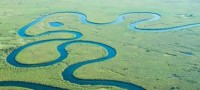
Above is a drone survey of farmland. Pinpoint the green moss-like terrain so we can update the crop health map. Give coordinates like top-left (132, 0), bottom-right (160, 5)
top-left (0, 0), bottom-right (200, 90)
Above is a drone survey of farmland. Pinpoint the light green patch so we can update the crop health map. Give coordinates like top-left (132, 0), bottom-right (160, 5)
top-left (65, 43), bottom-right (107, 65)
top-left (16, 42), bottom-right (63, 64)
top-left (1, 0), bottom-right (200, 90)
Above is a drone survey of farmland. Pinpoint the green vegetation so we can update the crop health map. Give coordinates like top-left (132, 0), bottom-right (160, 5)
top-left (1, 0), bottom-right (200, 90)
top-left (16, 42), bottom-right (62, 64)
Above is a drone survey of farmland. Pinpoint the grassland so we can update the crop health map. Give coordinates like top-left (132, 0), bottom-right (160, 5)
top-left (0, 0), bottom-right (200, 90)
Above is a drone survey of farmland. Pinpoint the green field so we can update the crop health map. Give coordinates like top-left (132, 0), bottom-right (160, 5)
top-left (0, 0), bottom-right (200, 90)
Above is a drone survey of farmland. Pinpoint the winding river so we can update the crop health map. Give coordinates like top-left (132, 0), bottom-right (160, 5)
top-left (1, 11), bottom-right (200, 90)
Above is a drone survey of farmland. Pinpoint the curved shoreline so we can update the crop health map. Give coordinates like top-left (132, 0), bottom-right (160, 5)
top-left (7, 30), bottom-right (82, 67)
top-left (18, 11), bottom-right (200, 32)
top-left (2, 11), bottom-right (200, 90)
top-left (62, 40), bottom-right (144, 90)
top-left (1, 11), bottom-right (150, 90)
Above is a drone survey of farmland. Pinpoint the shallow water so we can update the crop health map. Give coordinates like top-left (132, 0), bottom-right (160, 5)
top-left (49, 22), bottom-right (64, 27)
top-left (2, 11), bottom-right (200, 90)
top-left (1, 11), bottom-right (147, 90)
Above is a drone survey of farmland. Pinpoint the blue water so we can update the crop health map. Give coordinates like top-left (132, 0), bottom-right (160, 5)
top-left (1, 11), bottom-right (153, 90)
top-left (2, 11), bottom-right (200, 89)
top-left (181, 52), bottom-right (193, 56)
top-left (16, 11), bottom-right (200, 33)
top-left (61, 41), bottom-right (143, 90)
top-left (49, 22), bottom-right (64, 27)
